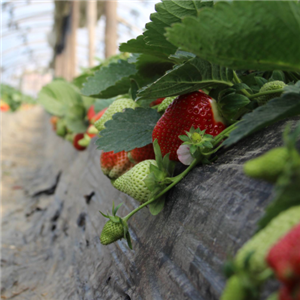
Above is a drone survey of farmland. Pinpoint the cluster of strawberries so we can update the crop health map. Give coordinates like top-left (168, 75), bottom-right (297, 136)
top-left (267, 222), bottom-right (300, 300)
top-left (97, 91), bottom-right (226, 181)
top-left (49, 106), bottom-right (107, 151)
top-left (0, 100), bottom-right (10, 112)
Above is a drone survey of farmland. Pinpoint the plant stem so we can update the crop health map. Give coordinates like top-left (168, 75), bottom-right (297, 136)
top-left (233, 71), bottom-right (251, 97)
top-left (213, 123), bottom-right (237, 145)
top-left (248, 89), bottom-right (284, 99)
top-left (123, 158), bottom-right (200, 222)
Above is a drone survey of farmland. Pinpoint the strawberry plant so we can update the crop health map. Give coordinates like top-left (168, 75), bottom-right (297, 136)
top-left (35, 1), bottom-right (300, 298)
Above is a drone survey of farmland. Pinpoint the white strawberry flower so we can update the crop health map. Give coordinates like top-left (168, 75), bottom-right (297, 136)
top-left (177, 144), bottom-right (193, 165)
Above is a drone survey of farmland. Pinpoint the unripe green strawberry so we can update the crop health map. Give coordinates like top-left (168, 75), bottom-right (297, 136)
top-left (100, 220), bottom-right (124, 245)
top-left (94, 98), bottom-right (138, 132)
top-left (157, 96), bottom-right (176, 113)
top-left (221, 276), bottom-right (247, 300)
top-left (112, 160), bottom-right (157, 203)
top-left (257, 81), bottom-right (286, 106)
top-left (244, 147), bottom-right (289, 183)
top-left (56, 119), bottom-right (66, 137)
top-left (235, 206), bottom-right (300, 275)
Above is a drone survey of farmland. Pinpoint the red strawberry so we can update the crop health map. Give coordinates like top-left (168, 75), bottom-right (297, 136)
top-left (87, 105), bottom-right (96, 121)
top-left (267, 222), bottom-right (300, 286)
top-left (150, 98), bottom-right (165, 107)
top-left (90, 108), bottom-right (107, 124)
top-left (128, 144), bottom-right (155, 164)
top-left (152, 91), bottom-right (226, 161)
top-left (279, 285), bottom-right (300, 300)
top-left (73, 133), bottom-right (87, 151)
top-left (0, 101), bottom-right (10, 112)
top-left (291, 243), bottom-right (300, 277)
top-left (279, 285), bottom-right (294, 300)
top-left (100, 150), bottom-right (134, 179)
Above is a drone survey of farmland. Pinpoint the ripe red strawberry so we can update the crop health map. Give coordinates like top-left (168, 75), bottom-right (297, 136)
top-left (87, 105), bottom-right (96, 121)
top-left (128, 144), bottom-right (155, 164)
top-left (90, 108), bottom-right (107, 124)
top-left (267, 222), bottom-right (300, 286)
top-left (0, 101), bottom-right (10, 112)
top-left (291, 243), bottom-right (300, 277)
top-left (100, 150), bottom-right (134, 179)
top-left (150, 98), bottom-right (165, 107)
top-left (73, 133), bottom-right (87, 151)
top-left (279, 285), bottom-right (300, 300)
top-left (152, 91), bottom-right (226, 161)
top-left (279, 285), bottom-right (293, 300)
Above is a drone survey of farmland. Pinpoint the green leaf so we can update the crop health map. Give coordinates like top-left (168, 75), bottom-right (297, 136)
top-left (162, 153), bottom-right (176, 176)
top-left (133, 53), bottom-right (174, 79)
top-left (284, 80), bottom-right (300, 93)
top-left (136, 56), bottom-right (233, 104)
top-left (255, 77), bottom-right (268, 89)
top-left (166, 1), bottom-right (300, 72)
top-left (149, 196), bottom-right (166, 216)
top-left (232, 83), bottom-right (252, 93)
top-left (130, 79), bottom-right (139, 101)
top-left (223, 90), bottom-right (300, 147)
top-left (81, 60), bottom-right (137, 98)
top-left (120, 35), bottom-right (171, 59)
top-left (96, 107), bottom-right (161, 152)
top-left (38, 81), bottom-right (83, 117)
top-left (270, 71), bottom-right (286, 82)
top-left (72, 73), bottom-right (91, 89)
top-left (219, 93), bottom-right (251, 121)
top-left (64, 117), bottom-right (87, 134)
top-left (120, 0), bottom-right (213, 58)
top-left (169, 50), bottom-right (196, 65)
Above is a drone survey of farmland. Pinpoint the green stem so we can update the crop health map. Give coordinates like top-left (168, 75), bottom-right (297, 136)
top-left (233, 71), bottom-right (251, 97)
top-left (202, 144), bottom-right (223, 156)
top-left (248, 89), bottom-right (284, 100)
top-left (213, 123), bottom-right (237, 145)
top-left (123, 158), bottom-right (200, 222)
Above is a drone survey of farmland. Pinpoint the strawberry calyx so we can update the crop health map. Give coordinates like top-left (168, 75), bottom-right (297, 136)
top-left (87, 124), bottom-right (98, 137)
top-left (99, 202), bottom-right (132, 249)
top-left (78, 133), bottom-right (91, 147)
top-left (144, 139), bottom-right (176, 215)
top-left (179, 127), bottom-right (215, 160)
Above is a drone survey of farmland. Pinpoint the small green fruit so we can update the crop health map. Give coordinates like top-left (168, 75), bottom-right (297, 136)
top-left (244, 147), bottom-right (289, 183)
top-left (257, 81), bottom-right (286, 106)
top-left (157, 96), bottom-right (176, 113)
top-left (100, 220), bottom-right (124, 245)
top-left (94, 98), bottom-right (138, 132)
top-left (112, 160), bottom-right (157, 203)
top-left (221, 276), bottom-right (247, 300)
top-left (56, 119), bottom-right (66, 137)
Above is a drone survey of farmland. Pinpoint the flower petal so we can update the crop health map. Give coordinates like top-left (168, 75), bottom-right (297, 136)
top-left (177, 144), bottom-right (193, 165)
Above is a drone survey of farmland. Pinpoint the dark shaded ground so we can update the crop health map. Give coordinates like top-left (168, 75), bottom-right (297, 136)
top-left (1, 106), bottom-right (297, 300)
